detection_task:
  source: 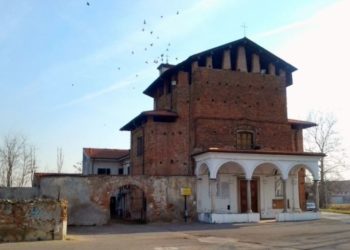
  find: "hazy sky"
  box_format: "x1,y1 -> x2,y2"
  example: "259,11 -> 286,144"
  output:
1,0 -> 349,177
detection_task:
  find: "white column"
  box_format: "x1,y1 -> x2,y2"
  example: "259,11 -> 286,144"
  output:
283,179 -> 288,213
314,180 -> 320,212
251,54 -> 260,73
209,179 -> 216,213
222,50 -> 231,69
236,46 -> 247,72
247,179 -> 252,213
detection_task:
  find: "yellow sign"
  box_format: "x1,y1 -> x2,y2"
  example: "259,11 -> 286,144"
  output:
181,187 -> 192,196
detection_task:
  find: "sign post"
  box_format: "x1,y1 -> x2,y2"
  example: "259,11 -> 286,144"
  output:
180,187 -> 192,222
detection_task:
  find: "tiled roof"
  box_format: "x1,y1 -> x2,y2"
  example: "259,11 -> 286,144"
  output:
83,148 -> 129,159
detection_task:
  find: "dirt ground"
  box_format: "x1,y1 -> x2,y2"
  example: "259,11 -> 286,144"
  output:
1,212 -> 350,250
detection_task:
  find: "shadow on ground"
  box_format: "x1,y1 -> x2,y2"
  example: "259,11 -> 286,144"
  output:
67,221 -> 251,236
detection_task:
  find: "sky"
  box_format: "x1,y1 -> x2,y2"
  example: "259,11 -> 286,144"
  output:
1,0 -> 350,177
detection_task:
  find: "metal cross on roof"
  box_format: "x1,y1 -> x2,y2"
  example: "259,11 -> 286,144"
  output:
241,23 -> 247,37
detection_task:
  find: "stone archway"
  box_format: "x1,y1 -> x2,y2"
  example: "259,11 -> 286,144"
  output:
111,184 -> 147,223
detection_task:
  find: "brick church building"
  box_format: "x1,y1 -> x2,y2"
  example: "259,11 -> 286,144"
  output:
121,37 -> 324,223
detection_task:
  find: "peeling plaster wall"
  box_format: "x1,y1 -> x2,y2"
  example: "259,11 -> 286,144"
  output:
37,175 -> 196,225
0,199 -> 67,242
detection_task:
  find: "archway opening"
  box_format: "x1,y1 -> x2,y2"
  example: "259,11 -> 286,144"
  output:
110,184 -> 147,223
289,165 -> 316,211
216,161 -> 245,213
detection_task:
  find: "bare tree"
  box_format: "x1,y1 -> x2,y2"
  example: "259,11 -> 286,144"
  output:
304,112 -> 348,208
0,135 -> 26,187
17,145 -> 37,187
56,147 -> 64,173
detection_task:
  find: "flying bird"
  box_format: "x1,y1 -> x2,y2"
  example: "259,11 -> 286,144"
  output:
143,20 -> 146,25
160,15 -> 163,18
142,28 -> 145,32
150,31 -> 153,35
117,67 -> 121,70
150,43 -> 153,47
86,2 -> 90,6
157,36 -> 160,39
145,61 -> 148,64
144,48 -> 147,51
176,11 -> 179,15
131,51 -> 134,54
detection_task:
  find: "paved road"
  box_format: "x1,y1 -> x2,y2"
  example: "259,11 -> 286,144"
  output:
1,212 -> 350,250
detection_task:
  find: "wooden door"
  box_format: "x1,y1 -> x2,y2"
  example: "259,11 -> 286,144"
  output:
239,179 -> 258,213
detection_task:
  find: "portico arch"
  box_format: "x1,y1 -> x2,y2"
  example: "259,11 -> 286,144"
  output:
252,162 -> 282,177
289,164 -> 320,212
197,163 -> 210,176
250,162 -> 283,215
216,161 -> 246,178
288,164 -> 319,181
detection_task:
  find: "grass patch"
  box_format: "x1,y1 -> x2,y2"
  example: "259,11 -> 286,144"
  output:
321,208 -> 350,215
321,204 -> 350,214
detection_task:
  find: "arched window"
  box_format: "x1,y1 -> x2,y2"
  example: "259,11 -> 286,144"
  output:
236,131 -> 254,150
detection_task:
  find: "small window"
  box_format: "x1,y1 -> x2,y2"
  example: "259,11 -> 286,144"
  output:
97,168 -> 111,175
118,168 -> 124,175
136,136 -> 144,156
237,131 -> 254,149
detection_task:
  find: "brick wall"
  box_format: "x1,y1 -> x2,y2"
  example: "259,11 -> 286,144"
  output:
130,66 -> 301,176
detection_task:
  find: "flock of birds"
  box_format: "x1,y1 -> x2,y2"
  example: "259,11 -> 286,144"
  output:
85,1 -> 181,79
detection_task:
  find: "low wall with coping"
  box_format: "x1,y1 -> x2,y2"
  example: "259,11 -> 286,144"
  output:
0,199 -> 67,242
36,175 -> 197,226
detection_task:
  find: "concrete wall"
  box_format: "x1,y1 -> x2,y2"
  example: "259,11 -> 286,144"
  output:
36,175 -> 196,226
0,199 -> 67,242
0,187 -> 39,200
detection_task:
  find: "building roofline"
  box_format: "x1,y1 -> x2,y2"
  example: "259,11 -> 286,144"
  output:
143,37 -> 297,97
288,119 -> 317,129
192,148 -> 325,157
120,110 -> 178,131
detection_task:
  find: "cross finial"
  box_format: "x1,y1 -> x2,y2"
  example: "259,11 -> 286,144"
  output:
165,54 -> 169,64
241,23 -> 247,37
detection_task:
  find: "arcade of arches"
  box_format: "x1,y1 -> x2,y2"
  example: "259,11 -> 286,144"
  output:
194,151 -> 322,223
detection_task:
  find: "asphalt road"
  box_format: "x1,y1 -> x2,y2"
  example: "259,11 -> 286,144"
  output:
1,212 -> 350,250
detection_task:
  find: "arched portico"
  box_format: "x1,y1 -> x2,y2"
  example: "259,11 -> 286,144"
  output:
193,151 -> 324,223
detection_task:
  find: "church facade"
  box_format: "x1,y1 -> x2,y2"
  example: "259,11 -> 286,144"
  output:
121,37 -> 324,223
